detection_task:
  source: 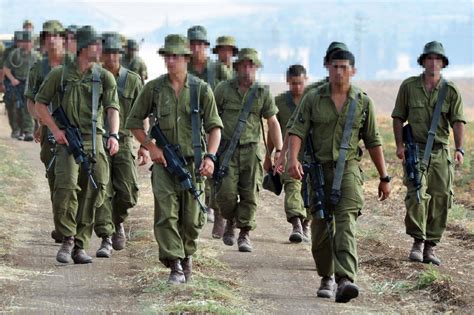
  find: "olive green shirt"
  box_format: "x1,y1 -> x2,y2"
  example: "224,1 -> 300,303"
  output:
4,47 -> 40,80
35,61 -> 120,135
275,91 -> 300,136
114,66 -> 143,137
214,78 -> 278,145
391,75 -> 466,145
121,55 -> 147,82
303,77 -> 329,96
289,83 -> 382,162
125,73 -> 223,158
188,58 -> 232,90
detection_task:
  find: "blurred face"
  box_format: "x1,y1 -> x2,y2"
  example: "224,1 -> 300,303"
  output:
236,59 -> 257,84
287,74 -> 307,97
18,41 -> 33,52
164,54 -> 189,75
24,25 -> 33,32
66,33 -> 77,53
45,33 -> 65,56
102,52 -> 121,71
422,54 -> 444,76
81,42 -> 100,62
190,40 -> 208,62
328,59 -> 355,86
217,46 -> 233,64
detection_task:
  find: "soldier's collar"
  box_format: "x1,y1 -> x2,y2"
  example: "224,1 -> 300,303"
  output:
165,73 -> 190,88
324,83 -> 358,99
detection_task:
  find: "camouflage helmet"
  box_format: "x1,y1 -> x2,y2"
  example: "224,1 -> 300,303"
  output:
187,25 -> 210,45
233,48 -> 262,68
14,31 -> 32,42
212,36 -> 238,56
157,34 -> 191,56
102,32 -> 124,53
324,41 -> 349,63
417,41 -> 449,67
76,25 -> 101,52
262,170 -> 283,196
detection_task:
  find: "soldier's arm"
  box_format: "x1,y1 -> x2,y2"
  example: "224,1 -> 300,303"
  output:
453,122 -> 465,165
126,82 -> 155,148
3,65 -> 19,85
392,82 -> 409,160
367,146 -> 391,201
201,83 -> 223,147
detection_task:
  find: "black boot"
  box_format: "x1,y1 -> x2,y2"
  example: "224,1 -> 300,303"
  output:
335,277 -> 359,303
223,219 -> 236,246
96,237 -> 113,258
237,228 -> 252,252
409,238 -> 424,262
167,259 -> 185,284
423,241 -> 441,265
56,236 -> 74,263
182,256 -> 192,282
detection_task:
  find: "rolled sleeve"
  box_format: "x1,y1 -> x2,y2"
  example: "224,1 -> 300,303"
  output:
447,84 -> 466,126
101,70 -> 120,111
261,88 -> 278,119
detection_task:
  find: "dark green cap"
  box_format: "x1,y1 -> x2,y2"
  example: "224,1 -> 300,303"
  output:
324,41 -> 349,63
14,31 -> 32,42
127,39 -> 139,50
262,170 -> 283,196
102,32 -> 123,53
76,25 -> 101,52
417,41 -> 449,67
187,25 -> 209,45
212,35 -> 238,55
66,25 -> 78,35
234,48 -> 262,67
157,34 -> 191,56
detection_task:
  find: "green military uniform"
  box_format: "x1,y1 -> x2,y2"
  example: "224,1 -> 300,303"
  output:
214,77 -> 278,230
121,39 -> 147,83
392,75 -> 465,243
94,66 -> 143,237
187,59 -> 231,91
125,34 -> 222,265
275,91 -> 307,221
289,83 -> 382,282
4,32 -> 40,135
1,43 -> 20,135
212,35 -> 238,78
35,59 -> 119,250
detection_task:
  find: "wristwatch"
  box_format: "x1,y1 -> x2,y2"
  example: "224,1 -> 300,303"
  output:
456,148 -> 465,156
204,153 -> 218,164
380,175 -> 392,183
109,133 -> 120,141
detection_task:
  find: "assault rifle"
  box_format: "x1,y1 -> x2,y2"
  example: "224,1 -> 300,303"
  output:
150,123 -> 208,213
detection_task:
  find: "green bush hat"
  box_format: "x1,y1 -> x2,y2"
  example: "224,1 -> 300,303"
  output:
187,25 -> 210,45
262,170 -> 283,196
233,48 -> 262,68
126,39 -> 139,51
76,25 -> 101,52
212,36 -> 238,55
324,41 -> 349,63
66,25 -> 78,35
157,34 -> 191,56
14,31 -> 32,42
102,32 -> 123,53
40,20 -> 65,42
417,41 -> 449,67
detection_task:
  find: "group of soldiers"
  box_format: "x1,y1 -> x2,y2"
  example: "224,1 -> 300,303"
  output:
0,18 -> 466,304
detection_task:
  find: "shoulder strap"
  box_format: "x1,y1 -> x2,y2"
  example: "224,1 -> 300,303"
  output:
285,91 -> 297,113
206,59 -> 215,89
91,64 -> 101,160
421,78 -> 447,169
219,84 -> 259,172
330,92 -> 360,205
188,75 -> 203,177
116,66 -> 128,98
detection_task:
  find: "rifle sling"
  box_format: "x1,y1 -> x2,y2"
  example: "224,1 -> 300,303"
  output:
188,75 -> 202,176
422,78 -> 447,169
91,64 -> 101,161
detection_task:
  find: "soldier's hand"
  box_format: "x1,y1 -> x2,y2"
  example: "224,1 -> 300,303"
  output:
149,146 -> 167,167
137,146 -> 150,166
107,137 -> 119,156
11,78 -> 20,86
263,155 -> 272,172
53,129 -> 68,145
288,158 -> 304,180
200,157 -> 214,177
273,151 -> 281,168
34,126 -> 41,143
454,151 -> 464,166
274,152 -> 286,175
396,146 -> 405,161
378,181 -> 391,201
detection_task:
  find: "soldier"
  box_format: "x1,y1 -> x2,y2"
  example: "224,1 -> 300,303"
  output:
0,35 -> 20,138
94,32 -> 148,258
126,34 -> 223,284
213,48 -> 283,252
65,25 -> 78,55
121,39 -> 148,83
3,30 -> 40,141
0,41 -> 4,93
23,19 -> 34,33
392,41 -> 465,266
265,64 -> 310,243
287,50 -> 391,302
35,25 -> 120,264
212,35 -> 238,77
25,20 -> 69,242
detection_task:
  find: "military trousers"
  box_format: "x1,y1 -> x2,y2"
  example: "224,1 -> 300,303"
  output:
280,170 -> 306,221
53,136 -> 109,249
214,143 -> 262,230
4,95 -> 19,133
94,137 -> 139,237
310,160 -> 364,282
151,160 -> 206,266
404,147 -> 453,243
39,125 -> 56,201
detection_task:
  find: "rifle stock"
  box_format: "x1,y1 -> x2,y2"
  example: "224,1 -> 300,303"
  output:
402,124 -> 421,203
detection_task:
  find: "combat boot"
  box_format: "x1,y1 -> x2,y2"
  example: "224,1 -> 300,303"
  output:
96,237 -> 113,258
112,223 -> 126,250
237,228 -> 252,252
335,277 -> 359,303
23,132 -> 34,142
167,259 -> 185,285
302,219 -> 311,242
51,230 -> 63,243
11,130 -> 20,139
423,241 -> 441,265
289,216 -> 304,243
207,208 -> 215,223
212,213 -> 226,239
409,238 -> 424,262
182,256 -> 192,282
222,219 -> 236,246
72,247 -> 93,264
317,275 -> 335,298
56,236 -> 74,263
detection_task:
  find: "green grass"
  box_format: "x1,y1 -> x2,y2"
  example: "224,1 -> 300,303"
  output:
372,279 -> 411,295
448,203 -> 470,222
413,264 -> 450,290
